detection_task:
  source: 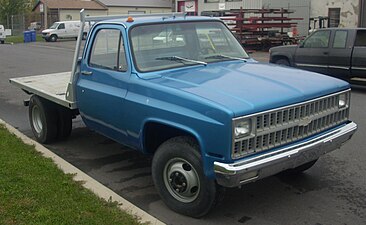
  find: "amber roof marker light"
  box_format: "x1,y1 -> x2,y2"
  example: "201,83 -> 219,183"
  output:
126,16 -> 134,22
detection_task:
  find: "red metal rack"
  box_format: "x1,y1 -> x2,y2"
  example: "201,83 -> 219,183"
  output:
220,7 -> 303,50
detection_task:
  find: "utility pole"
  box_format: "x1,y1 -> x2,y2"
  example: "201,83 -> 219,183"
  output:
44,3 -> 48,28
11,15 -> 14,31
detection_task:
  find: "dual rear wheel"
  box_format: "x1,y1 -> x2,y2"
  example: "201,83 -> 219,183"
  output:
29,95 -> 72,144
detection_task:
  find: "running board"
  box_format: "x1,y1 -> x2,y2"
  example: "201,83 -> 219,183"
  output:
351,77 -> 366,82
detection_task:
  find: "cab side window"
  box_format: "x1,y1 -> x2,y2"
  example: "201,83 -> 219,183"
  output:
354,30 -> 366,47
333,30 -> 348,48
58,23 -> 65,30
89,29 -> 127,72
303,30 -> 331,48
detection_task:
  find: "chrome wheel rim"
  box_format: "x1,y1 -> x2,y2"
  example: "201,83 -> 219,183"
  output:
163,158 -> 200,203
32,105 -> 43,135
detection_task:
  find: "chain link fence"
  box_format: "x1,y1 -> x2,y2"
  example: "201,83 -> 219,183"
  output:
0,12 -> 58,36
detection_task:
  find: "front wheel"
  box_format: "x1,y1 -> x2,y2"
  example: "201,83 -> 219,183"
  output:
275,58 -> 290,66
152,136 -> 221,218
50,34 -> 57,42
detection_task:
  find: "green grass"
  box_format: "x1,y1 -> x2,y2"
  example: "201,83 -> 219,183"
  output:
0,125 -> 141,225
5,35 -> 44,44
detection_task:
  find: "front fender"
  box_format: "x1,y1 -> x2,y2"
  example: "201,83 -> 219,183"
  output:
138,111 -> 231,179
270,52 -> 294,66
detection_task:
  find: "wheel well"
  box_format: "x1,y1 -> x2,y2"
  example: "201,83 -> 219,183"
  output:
143,122 -> 197,154
271,55 -> 290,64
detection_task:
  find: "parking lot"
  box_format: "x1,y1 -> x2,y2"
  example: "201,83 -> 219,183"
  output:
1,40 -> 366,225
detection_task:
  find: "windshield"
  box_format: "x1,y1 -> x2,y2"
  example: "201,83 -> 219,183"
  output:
49,23 -> 59,29
130,21 -> 249,72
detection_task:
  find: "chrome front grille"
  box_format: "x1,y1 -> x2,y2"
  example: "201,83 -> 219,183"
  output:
232,91 -> 350,159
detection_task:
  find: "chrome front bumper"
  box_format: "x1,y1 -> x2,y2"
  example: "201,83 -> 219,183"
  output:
214,121 -> 357,187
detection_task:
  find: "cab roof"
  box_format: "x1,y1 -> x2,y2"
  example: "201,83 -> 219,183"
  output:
100,15 -> 221,29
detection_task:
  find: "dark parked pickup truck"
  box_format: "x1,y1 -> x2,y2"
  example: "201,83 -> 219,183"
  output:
270,28 -> 366,83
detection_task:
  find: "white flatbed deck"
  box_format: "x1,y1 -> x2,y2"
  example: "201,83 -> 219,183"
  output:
9,72 -> 77,109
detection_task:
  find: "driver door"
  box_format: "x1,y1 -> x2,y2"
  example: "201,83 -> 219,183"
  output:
76,25 -> 130,143
57,23 -> 67,38
294,30 -> 331,75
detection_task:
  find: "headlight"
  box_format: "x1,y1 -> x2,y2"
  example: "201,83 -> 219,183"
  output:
338,93 -> 347,108
234,119 -> 251,139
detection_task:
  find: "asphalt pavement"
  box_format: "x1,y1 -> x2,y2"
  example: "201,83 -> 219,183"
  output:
0,40 -> 365,225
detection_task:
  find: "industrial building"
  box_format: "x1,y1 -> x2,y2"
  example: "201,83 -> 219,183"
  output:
175,0 -> 366,36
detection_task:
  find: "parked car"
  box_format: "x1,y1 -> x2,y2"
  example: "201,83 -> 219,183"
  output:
10,12 -> 357,217
0,25 -> 6,44
28,21 -> 42,31
42,21 -> 89,42
269,28 -> 366,83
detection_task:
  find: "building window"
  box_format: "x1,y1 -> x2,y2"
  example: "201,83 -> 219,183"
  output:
205,0 -> 219,2
328,8 -> 341,27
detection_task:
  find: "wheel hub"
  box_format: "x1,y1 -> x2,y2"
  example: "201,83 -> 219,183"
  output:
164,158 -> 200,203
32,105 -> 43,135
169,171 -> 187,193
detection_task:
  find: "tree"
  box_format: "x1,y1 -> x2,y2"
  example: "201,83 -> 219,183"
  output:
0,0 -> 29,21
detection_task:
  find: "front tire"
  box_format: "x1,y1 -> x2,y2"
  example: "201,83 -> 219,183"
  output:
29,95 -> 58,143
275,58 -> 290,66
152,136 -> 221,218
50,34 -> 57,42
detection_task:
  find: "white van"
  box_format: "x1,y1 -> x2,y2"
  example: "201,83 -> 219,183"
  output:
42,21 -> 89,42
0,25 -> 6,44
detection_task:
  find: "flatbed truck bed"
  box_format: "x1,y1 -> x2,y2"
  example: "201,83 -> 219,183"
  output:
9,72 -> 77,109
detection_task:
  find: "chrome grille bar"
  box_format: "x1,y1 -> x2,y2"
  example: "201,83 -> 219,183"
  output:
232,90 -> 350,159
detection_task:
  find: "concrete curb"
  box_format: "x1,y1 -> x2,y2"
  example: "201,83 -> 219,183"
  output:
0,119 -> 165,225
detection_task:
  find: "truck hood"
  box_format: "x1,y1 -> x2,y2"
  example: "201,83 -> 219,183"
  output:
150,61 -> 349,117
270,45 -> 298,52
42,29 -> 55,33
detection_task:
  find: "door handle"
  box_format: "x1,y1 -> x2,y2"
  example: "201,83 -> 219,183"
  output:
323,52 -> 329,55
81,71 -> 93,76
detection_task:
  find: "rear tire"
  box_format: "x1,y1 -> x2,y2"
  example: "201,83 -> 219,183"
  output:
29,95 -> 58,143
275,58 -> 290,66
56,106 -> 72,140
152,136 -> 222,218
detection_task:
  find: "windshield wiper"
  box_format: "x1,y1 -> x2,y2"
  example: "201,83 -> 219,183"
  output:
205,54 -> 247,62
156,56 -> 207,66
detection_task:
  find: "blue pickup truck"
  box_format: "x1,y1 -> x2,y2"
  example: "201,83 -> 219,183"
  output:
10,11 -> 357,217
